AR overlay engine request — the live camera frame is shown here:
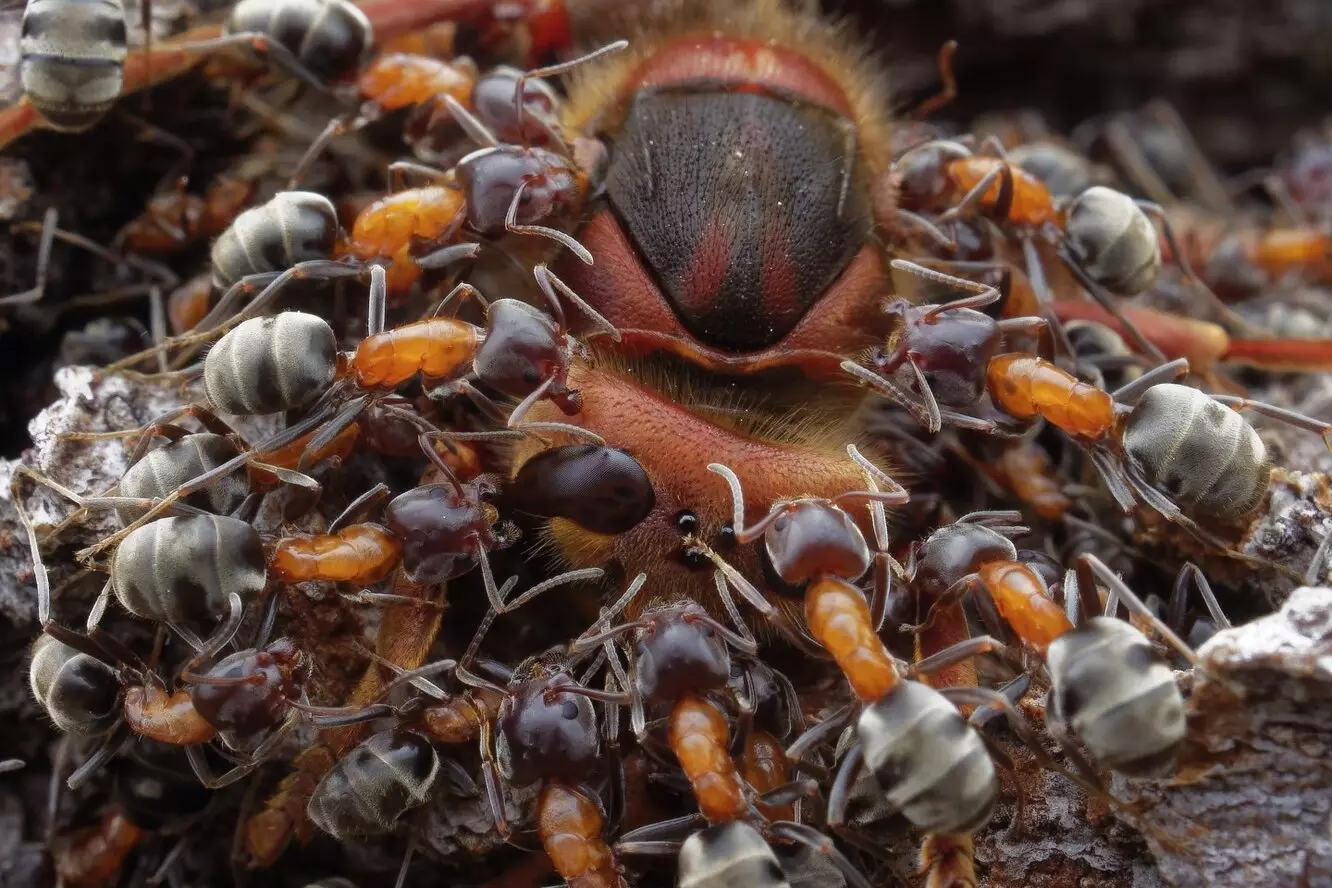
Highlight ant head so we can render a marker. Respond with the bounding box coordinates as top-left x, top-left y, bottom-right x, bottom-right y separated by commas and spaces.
634, 602, 731, 703
385, 483, 498, 585
456, 145, 583, 236
763, 498, 871, 587
471, 67, 561, 145
895, 140, 970, 208
496, 671, 599, 787
913, 520, 1018, 603
473, 299, 571, 405
190, 644, 307, 740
